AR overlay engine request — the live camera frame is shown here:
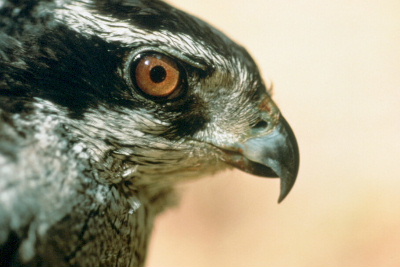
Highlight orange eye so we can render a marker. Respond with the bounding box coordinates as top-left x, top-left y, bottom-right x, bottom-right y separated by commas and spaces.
134, 54, 182, 98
